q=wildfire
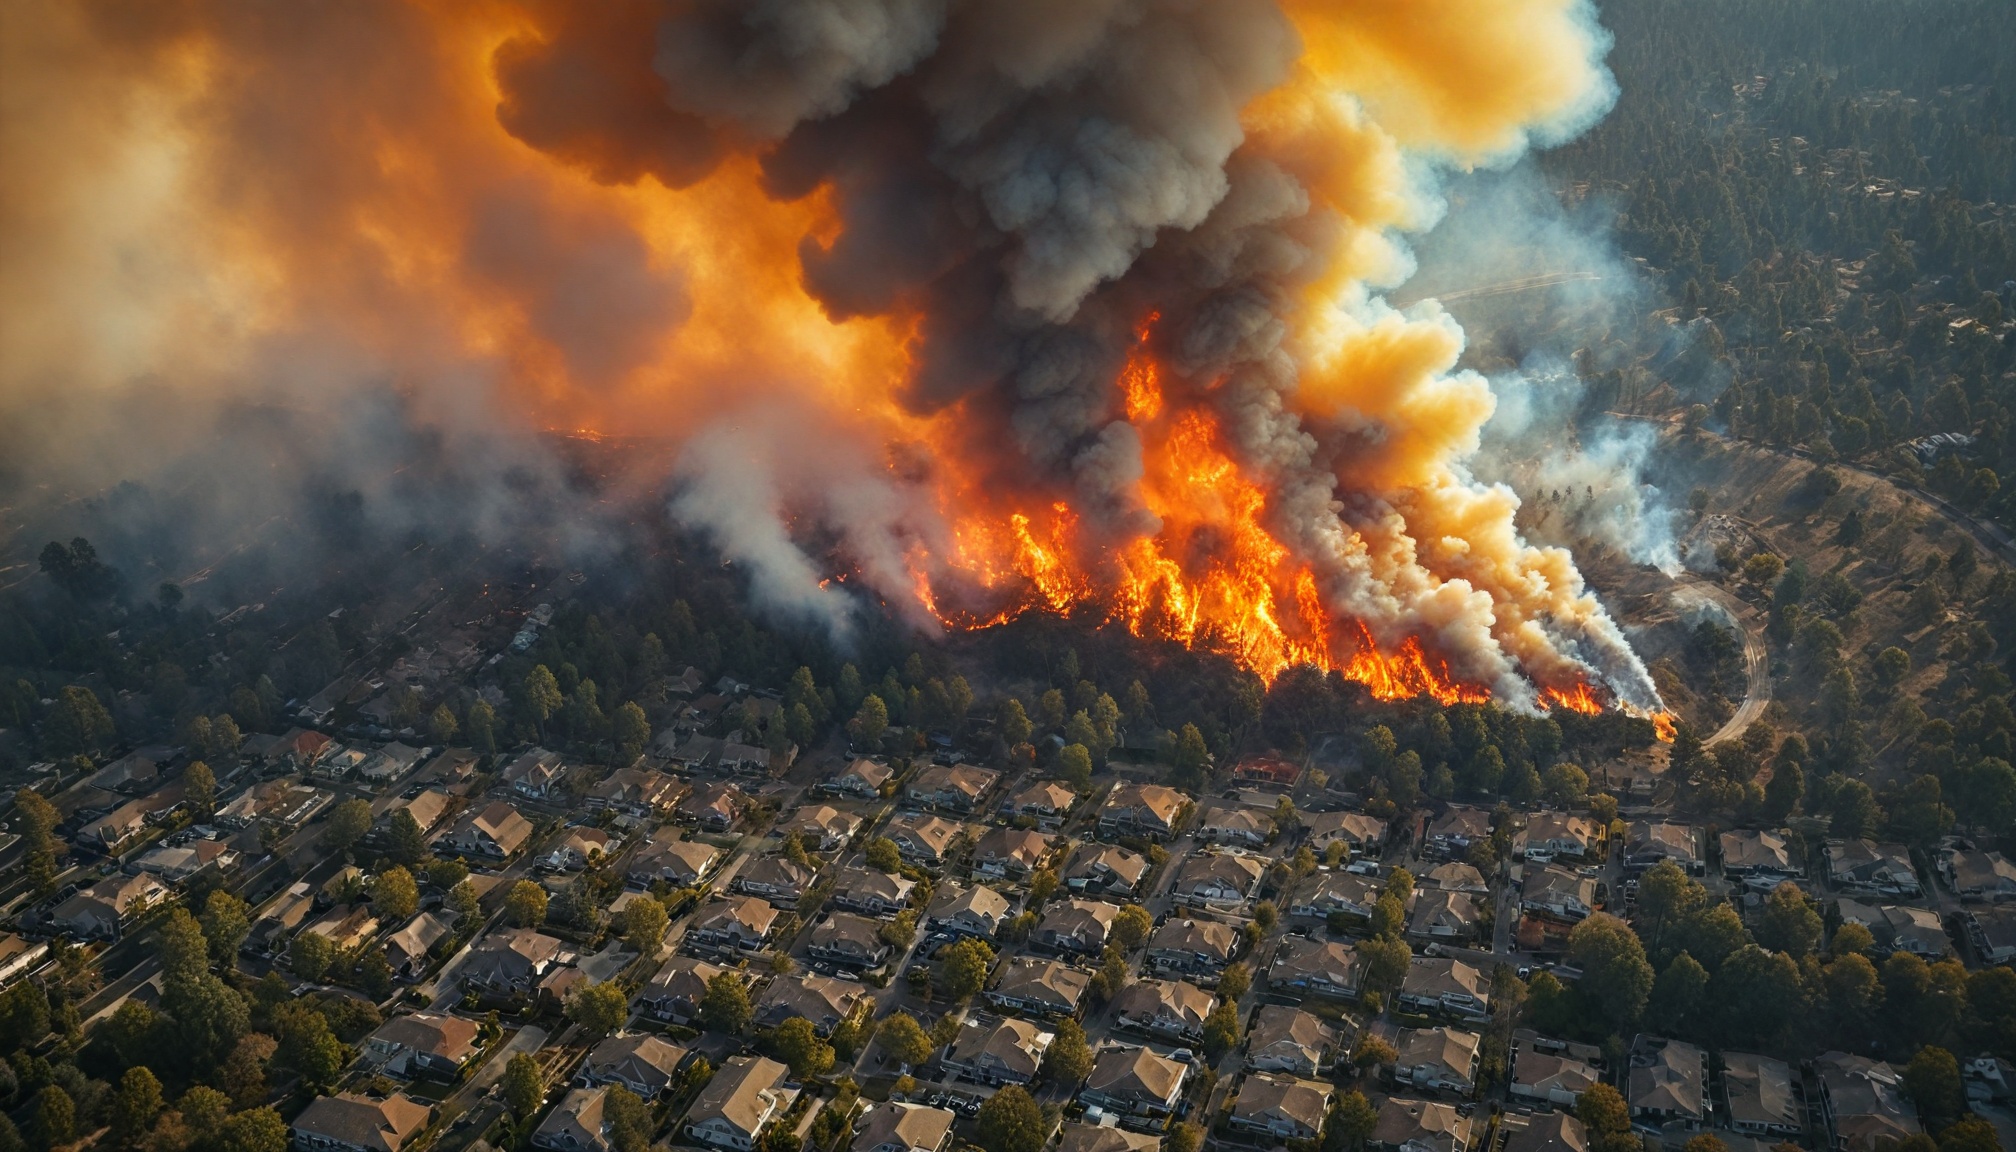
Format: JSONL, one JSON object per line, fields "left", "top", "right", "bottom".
{"left": 1543, "top": 683, "right": 1604, "bottom": 715}
{"left": 1651, "top": 712, "right": 1678, "bottom": 742}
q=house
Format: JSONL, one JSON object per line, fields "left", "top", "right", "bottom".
{"left": 463, "top": 928, "right": 568, "bottom": 994}
{"left": 1112, "top": 979, "right": 1216, "bottom": 1043}
{"left": 384, "top": 913, "right": 454, "bottom": 981}
{"left": 82, "top": 798, "right": 156, "bottom": 852}
{"left": 684, "top": 1057, "right": 792, "bottom": 1152}
{"left": 1724, "top": 1052, "right": 1803, "bottom": 1139}
{"left": 807, "top": 914, "right": 892, "bottom": 970}
{"left": 1519, "top": 814, "right": 1600, "bottom": 863}
{"left": 0, "top": 936, "right": 49, "bottom": 989}
{"left": 1425, "top": 809, "right": 1491, "bottom": 859}
{"left": 1370, "top": 1097, "right": 1474, "bottom": 1152}
{"left": 1305, "top": 811, "right": 1387, "bottom": 855}
{"left": 1408, "top": 890, "right": 1482, "bottom": 942}
{"left": 1503, "top": 1113, "right": 1588, "bottom": 1152}
{"left": 1246, "top": 1005, "right": 1340, "bottom": 1076}
{"left": 366, "top": 1013, "right": 482, "bottom": 1080}
{"left": 358, "top": 742, "right": 426, "bottom": 784}
{"left": 218, "top": 779, "right": 334, "bottom": 828}
{"left": 1055, "top": 1125, "right": 1159, "bottom": 1152}
{"left": 831, "top": 869, "right": 917, "bottom": 919}
{"left": 686, "top": 897, "right": 780, "bottom": 957}
{"left": 717, "top": 742, "right": 771, "bottom": 776}
{"left": 1234, "top": 754, "right": 1302, "bottom": 789}
{"left": 627, "top": 837, "right": 720, "bottom": 889}
{"left": 1033, "top": 899, "right": 1120, "bottom": 957}
{"left": 579, "top": 1034, "right": 690, "bottom": 1098}
{"left": 678, "top": 783, "right": 743, "bottom": 832}
{"left": 1081, "top": 1046, "right": 1188, "bottom": 1128}
{"left": 1398, "top": 958, "right": 1490, "bottom": 1021}
{"left": 1815, "top": 1052, "right": 1921, "bottom": 1152}
{"left": 50, "top": 873, "right": 170, "bottom": 940}
{"left": 89, "top": 751, "right": 161, "bottom": 793}
{"left": 666, "top": 734, "right": 722, "bottom": 771}
{"left": 1267, "top": 938, "right": 1363, "bottom": 1001}
{"left": 781, "top": 805, "right": 863, "bottom": 851}
{"left": 1965, "top": 908, "right": 2016, "bottom": 965}
{"left": 941, "top": 1015, "right": 1054, "bottom": 1087}
{"left": 1626, "top": 823, "right": 1701, "bottom": 874}
{"left": 1721, "top": 830, "right": 1801, "bottom": 884}
{"left": 586, "top": 767, "right": 684, "bottom": 817}
{"left": 1171, "top": 852, "right": 1266, "bottom": 912}
{"left": 925, "top": 883, "right": 1013, "bottom": 939}
{"left": 884, "top": 813, "right": 963, "bottom": 867}
{"left": 269, "top": 727, "right": 336, "bottom": 770}
{"left": 986, "top": 957, "right": 1094, "bottom": 1019}
{"left": 1198, "top": 806, "right": 1271, "bottom": 848}
{"left": 1230, "top": 1074, "right": 1334, "bottom": 1142}
{"left": 637, "top": 957, "right": 736, "bottom": 1025}
{"left": 301, "top": 906, "right": 381, "bottom": 952}
{"left": 754, "top": 974, "right": 866, "bottom": 1035}
{"left": 290, "top": 1094, "right": 433, "bottom": 1152}
{"left": 501, "top": 748, "right": 569, "bottom": 800}
{"left": 1390, "top": 1027, "right": 1481, "bottom": 1095}
{"left": 1145, "top": 917, "right": 1239, "bottom": 980}
{"left": 246, "top": 883, "right": 318, "bottom": 956}
{"left": 1939, "top": 848, "right": 2016, "bottom": 902}
{"left": 1520, "top": 867, "right": 1597, "bottom": 923}
{"left": 534, "top": 1088, "right": 614, "bottom": 1152}
{"left": 1510, "top": 1049, "right": 1599, "bottom": 1109}
{"left": 1003, "top": 781, "right": 1077, "bottom": 822}
{"left": 1626, "top": 1036, "right": 1708, "bottom": 1130}
{"left": 851, "top": 1103, "right": 956, "bottom": 1152}
{"left": 734, "top": 856, "right": 817, "bottom": 906}
{"left": 908, "top": 765, "right": 999, "bottom": 813}
{"left": 1065, "top": 844, "right": 1151, "bottom": 899}
{"left": 130, "top": 839, "right": 239, "bottom": 883}
{"left": 1424, "top": 862, "right": 1488, "bottom": 895}
{"left": 1098, "top": 784, "right": 1187, "bottom": 841}
{"left": 1289, "top": 872, "right": 1384, "bottom": 921}
{"left": 433, "top": 801, "right": 534, "bottom": 860}
{"left": 971, "top": 828, "right": 1054, "bottom": 880}
{"left": 542, "top": 827, "right": 617, "bottom": 871}
{"left": 829, "top": 759, "right": 893, "bottom": 799}
{"left": 375, "top": 789, "right": 454, "bottom": 842}
{"left": 1834, "top": 900, "right": 1951, "bottom": 958}
{"left": 1826, "top": 841, "right": 1922, "bottom": 898}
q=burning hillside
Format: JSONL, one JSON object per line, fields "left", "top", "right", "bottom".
{"left": 0, "top": 0, "right": 1665, "bottom": 718}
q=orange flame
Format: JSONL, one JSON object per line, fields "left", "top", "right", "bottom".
{"left": 1543, "top": 683, "right": 1604, "bottom": 715}
{"left": 1650, "top": 712, "right": 1678, "bottom": 742}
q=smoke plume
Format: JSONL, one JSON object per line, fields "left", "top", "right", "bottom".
{"left": 0, "top": 0, "right": 1665, "bottom": 712}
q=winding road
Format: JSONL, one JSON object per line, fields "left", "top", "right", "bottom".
{"left": 1676, "top": 577, "right": 1773, "bottom": 748}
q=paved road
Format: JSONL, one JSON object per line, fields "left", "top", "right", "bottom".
{"left": 1675, "top": 578, "right": 1772, "bottom": 749}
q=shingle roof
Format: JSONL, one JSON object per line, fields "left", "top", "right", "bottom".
{"left": 292, "top": 1094, "right": 433, "bottom": 1152}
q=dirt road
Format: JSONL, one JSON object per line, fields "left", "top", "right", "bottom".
{"left": 1675, "top": 577, "right": 1771, "bottom": 748}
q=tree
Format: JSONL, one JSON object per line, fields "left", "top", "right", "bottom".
{"left": 448, "top": 880, "right": 482, "bottom": 921}
{"left": 1112, "top": 904, "right": 1153, "bottom": 951}
{"left": 1172, "top": 723, "right": 1210, "bottom": 789}
{"left": 221, "top": 1033, "right": 277, "bottom": 1108}
{"left": 1647, "top": 951, "right": 1709, "bottom": 1035}
{"left": 276, "top": 1005, "right": 347, "bottom": 1092}
{"left": 1058, "top": 744, "right": 1093, "bottom": 791}
{"left": 699, "top": 972, "right": 752, "bottom": 1034}
{"left": 1940, "top": 1118, "right": 2000, "bottom": 1152}
{"left": 864, "top": 838, "right": 902, "bottom": 873}
{"left": 321, "top": 798, "right": 373, "bottom": 853}
{"left": 184, "top": 760, "right": 217, "bottom": 820}
{"left": 466, "top": 699, "right": 498, "bottom": 754}
{"left": 1543, "top": 763, "right": 1589, "bottom": 807}
{"left": 111, "top": 1066, "right": 164, "bottom": 1147}
{"left": 974, "top": 1086, "right": 1045, "bottom": 1152}
{"left": 1763, "top": 758, "right": 1804, "bottom": 822}
{"left": 1042, "top": 1018, "right": 1093, "bottom": 1085}
{"left": 565, "top": 982, "right": 630, "bottom": 1037}
{"left": 1330, "top": 1092, "right": 1379, "bottom": 1151}
{"left": 524, "top": 665, "right": 564, "bottom": 737}
{"left": 380, "top": 809, "right": 427, "bottom": 867}
{"left": 877, "top": 1012, "right": 935, "bottom": 1067}
{"left": 1359, "top": 935, "right": 1411, "bottom": 994}
{"left": 1708, "top": 945, "right": 1805, "bottom": 1048}
{"left": 289, "top": 931, "right": 335, "bottom": 983}
{"left": 503, "top": 1052, "right": 544, "bottom": 1118}
{"left": 1568, "top": 914, "right": 1654, "bottom": 1032}
{"left": 46, "top": 685, "right": 115, "bottom": 756}
{"left": 200, "top": 890, "right": 252, "bottom": 970}
{"left": 1634, "top": 861, "right": 1706, "bottom": 956}
{"left": 505, "top": 880, "right": 549, "bottom": 927}
{"left": 765, "top": 1017, "right": 836, "bottom": 1078}
{"left": 1753, "top": 883, "right": 1822, "bottom": 957}
{"left": 1218, "top": 962, "right": 1251, "bottom": 1003}
{"left": 371, "top": 867, "right": 420, "bottom": 922}
{"left": 939, "top": 938, "right": 994, "bottom": 1001}
{"left": 614, "top": 702, "right": 651, "bottom": 762}
{"left": 1833, "top": 922, "right": 1875, "bottom": 957}
{"left": 623, "top": 896, "right": 669, "bottom": 956}
{"left": 1682, "top": 1136, "right": 1730, "bottom": 1152}
{"left": 32, "top": 1086, "right": 73, "bottom": 1152}
{"left": 17, "top": 791, "right": 60, "bottom": 898}
{"left": 1577, "top": 1085, "right": 1636, "bottom": 1152}
{"left": 217, "top": 1109, "right": 288, "bottom": 1152}
{"left": 1904, "top": 1046, "right": 1964, "bottom": 1131}
{"left": 852, "top": 695, "right": 889, "bottom": 750}
{"left": 604, "top": 1086, "right": 651, "bottom": 1152}
{"left": 1168, "top": 1123, "right": 1204, "bottom": 1152}
{"left": 425, "top": 703, "right": 459, "bottom": 746}
{"left": 1254, "top": 900, "right": 1279, "bottom": 932}
{"left": 999, "top": 699, "right": 1033, "bottom": 749}
{"left": 1201, "top": 1001, "right": 1242, "bottom": 1058}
